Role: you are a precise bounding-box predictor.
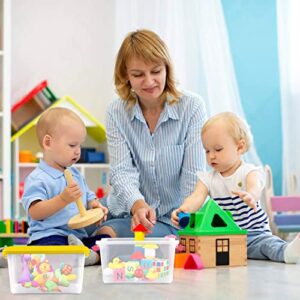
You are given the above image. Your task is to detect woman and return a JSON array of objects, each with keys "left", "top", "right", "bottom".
[{"left": 98, "top": 29, "right": 207, "bottom": 237}]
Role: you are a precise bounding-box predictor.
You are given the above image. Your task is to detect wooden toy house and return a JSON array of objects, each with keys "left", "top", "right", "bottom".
[{"left": 178, "top": 199, "right": 247, "bottom": 268}]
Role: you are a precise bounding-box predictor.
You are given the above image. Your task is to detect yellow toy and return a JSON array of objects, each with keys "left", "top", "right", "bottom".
[{"left": 64, "top": 169, "right": 104, "bottom": 229}]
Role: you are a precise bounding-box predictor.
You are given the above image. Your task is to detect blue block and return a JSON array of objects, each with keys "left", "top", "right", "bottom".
[
  {"left": 178, "top": 212, "right": 190, "bottom": 228},
  {"left": 79, "top": 148, "right": 95, "bottom": 163},
  {"left": 86, "top": 151, "right": 105, "bottom": 163}
]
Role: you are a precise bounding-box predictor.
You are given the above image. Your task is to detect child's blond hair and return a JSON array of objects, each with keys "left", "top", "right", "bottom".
[
  {"left": 36, "top": 107, "right": 85, "bottom": 148},
  {"left": 201, "top": 112, "right": 253, "bottom": 153}
]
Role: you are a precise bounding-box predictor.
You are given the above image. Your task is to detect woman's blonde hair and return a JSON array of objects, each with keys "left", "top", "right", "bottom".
[
  {"left": 201, "top": 112, "right": 253, "bottom": 153},
  {"left": 36, "top": 107, "right": 85, "bottom": 147},
  {"left": 114, "top": 29, "right": 181, "bottom": 108}
]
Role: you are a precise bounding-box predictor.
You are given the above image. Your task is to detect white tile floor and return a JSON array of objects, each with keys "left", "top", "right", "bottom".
[{"left": 0, "top": 259, "right": 299, "bottom": 299}]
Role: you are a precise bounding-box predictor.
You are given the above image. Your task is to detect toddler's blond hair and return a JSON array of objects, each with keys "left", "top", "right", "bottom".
[
  {"left": 36, "top": 107, "right": 85, "bottom": 148},
  {"left": 201, "top": 112, "right": 253, "bottom": 153}
]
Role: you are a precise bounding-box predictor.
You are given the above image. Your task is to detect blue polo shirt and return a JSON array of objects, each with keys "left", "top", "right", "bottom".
[{"left": 22, "top": 160, "right": 96, "bottom": 243}]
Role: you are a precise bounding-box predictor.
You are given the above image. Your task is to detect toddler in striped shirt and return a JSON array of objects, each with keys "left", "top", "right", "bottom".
[{"left": 172, "top": 112, "right": 300, "bottom": 263}]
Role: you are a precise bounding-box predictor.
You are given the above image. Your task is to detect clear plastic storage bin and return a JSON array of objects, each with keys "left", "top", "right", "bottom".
[
  {"left": 3, "top": 245, "right": 89, "bottom": 294},
  {"left": 97, "top": 238, "right": 178, "bottom": 284}
]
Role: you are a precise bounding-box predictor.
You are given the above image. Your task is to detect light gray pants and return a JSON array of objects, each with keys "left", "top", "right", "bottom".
[{"left": 247, "top": 231, "right": 287, "bottom": 262}]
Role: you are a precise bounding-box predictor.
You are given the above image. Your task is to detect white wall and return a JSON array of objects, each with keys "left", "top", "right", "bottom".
[{"left": 12, "top": 0, "right": 117, "bottom": 124}]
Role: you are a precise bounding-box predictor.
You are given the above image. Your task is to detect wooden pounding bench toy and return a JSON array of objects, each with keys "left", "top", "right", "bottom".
[{"left": 64, "top": 169, "right": 104, "bottom": 229}]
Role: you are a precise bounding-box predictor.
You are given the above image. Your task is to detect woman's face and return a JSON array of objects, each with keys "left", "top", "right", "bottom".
[{"left": 126, "top": 57, "right": 167, "bottom": 104}]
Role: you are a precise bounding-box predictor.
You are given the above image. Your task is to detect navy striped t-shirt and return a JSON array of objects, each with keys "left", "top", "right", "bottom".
[{"left": 198, "top": 162, "right": 270, "bottom": 233}]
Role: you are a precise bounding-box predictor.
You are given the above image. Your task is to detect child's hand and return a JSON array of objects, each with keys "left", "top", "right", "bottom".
[
  {"left": 232, "top": 190, "right": 257, "bottom": 212},
  {"left": 60, "top": 183, "right": 82, "bottom": 204},
  {"left": 171, "top": 206, "right": 189, "bottom": 227},
  {"left": 88, "top": 200, "right": 108, "bottom": 225}
]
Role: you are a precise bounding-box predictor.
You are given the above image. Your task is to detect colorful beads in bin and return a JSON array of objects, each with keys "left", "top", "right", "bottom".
[
  {"left": 97, "top": 238, "right": 178, "bottom": 284},
  {"left": 3, "top": 245, "right": 89, "bottom": 294}
]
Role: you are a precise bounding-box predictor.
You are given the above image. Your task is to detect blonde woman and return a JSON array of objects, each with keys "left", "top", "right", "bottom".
[{"left": 98, "top": 29, "right": 207, "bottom": 238}]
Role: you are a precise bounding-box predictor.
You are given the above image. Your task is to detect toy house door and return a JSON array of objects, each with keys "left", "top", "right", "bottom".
[{"left": 216, "top": 238, "right": 229, "bottom": 266}]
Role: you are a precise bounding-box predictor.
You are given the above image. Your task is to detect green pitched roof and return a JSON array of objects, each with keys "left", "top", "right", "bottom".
[{"left": 179, "top": 199, "right": 247, "bottom": 236}]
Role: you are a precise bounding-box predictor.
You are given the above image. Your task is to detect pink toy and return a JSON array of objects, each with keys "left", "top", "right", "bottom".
[{"left": 183, "top": 253, "right": 204, "bottom": 270}]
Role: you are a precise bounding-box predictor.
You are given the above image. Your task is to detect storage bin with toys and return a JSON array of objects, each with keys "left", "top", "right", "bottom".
[
  {"left": 97, "top": 237, "right": 178, "bottom": 284},
  {"left": 3, "top": 245, "right": 89, "bottom": 294}
]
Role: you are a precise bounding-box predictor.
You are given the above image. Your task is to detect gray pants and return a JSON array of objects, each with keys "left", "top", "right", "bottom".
[{"left": 247, "top": 231, "right": 287, "bottom": 262}]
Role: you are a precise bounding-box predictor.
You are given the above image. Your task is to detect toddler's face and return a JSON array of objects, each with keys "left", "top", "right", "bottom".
[
  {"left": 202, "top": 122, "right": 243, "bottom": 177},
  {"left": 46, "top": 119, "right": 86, "bottom": 170}
]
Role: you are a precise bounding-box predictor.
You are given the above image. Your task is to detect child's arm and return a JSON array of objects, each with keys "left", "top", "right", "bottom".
[
  {"left": 28, "top": 182, "right": 82, "bottom": 220},
  {"left": 88, "top": 199, "right": 109, "bottom": 223},
  {"left": 171, "top": 180, "right": 208, "bottom": 227},
  {"left": 232, "top": 170, "right": 265, "bottom": 212}
]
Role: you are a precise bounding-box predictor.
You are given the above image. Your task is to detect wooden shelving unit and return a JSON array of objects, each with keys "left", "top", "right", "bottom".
[
  {"left": 12, "top": 96, "right": 109, "bottom": 219},
  {"left": 0, "top": 0, "right": 11, "bottom": 219}
]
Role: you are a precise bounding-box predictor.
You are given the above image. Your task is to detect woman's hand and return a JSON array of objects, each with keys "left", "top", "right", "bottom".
[{"left": 131, "top": 200, "right": 156, "bottom": 234}]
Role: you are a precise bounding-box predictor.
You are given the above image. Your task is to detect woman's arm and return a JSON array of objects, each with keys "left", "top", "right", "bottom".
[
  {"left": 180, "top": 96, "right": 207, "bottom": 199},
  {"left": 106, "top": 106, "right": 145, "bottom": 215}
]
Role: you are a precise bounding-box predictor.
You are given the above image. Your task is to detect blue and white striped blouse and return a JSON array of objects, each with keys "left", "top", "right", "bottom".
[{"left": 105, "top": 91, "right": 207, "bottom": 226}]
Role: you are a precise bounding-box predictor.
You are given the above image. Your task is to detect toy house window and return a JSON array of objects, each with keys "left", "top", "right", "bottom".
[
  {"left": 216, "top": 239, "right": 229, "bottom": 253},
  {"left": 189, "top": 238, "right": 195, "bottom": 253},
  {"left": 180, "top": 237, "right": 186, "bottom": 252},
  {"left": 211, "top": 214, "right": 227, "bottom": 227}
]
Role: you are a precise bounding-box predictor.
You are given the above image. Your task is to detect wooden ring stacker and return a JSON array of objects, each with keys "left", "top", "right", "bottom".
[{"left": 64, "top": 169, "right": 104, "bottom": 229}]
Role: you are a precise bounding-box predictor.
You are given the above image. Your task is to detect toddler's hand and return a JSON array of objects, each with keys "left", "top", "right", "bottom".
[
  {"left": 60, "top": 183, "right": 82, "bottom": 204},
  {"left": 232, "top": 190, "right": 257, "bottom": 212},
  {"left": 88, "top": 200, "right": 108, "bottom": 225},
  {"left": 171, "top": 207, "right": 188, "bottom": 227}
]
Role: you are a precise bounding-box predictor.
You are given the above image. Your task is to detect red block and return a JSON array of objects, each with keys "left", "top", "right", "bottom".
[{"left": 183, "top": 254, "right": 204, "bottom": 270}]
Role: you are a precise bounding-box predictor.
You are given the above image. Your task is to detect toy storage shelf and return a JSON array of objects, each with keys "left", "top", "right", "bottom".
[
  {"left": 0, "top": 0, "right": 11, "bottom": 219},
  {"left": 0, "top": 233, "right": 28, "bottom": 238},
  {"left": 16, "top": 162, "right": 110, "bottom": 219}
]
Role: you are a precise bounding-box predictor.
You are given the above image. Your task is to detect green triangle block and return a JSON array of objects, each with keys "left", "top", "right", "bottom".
[{"left": 178, "top": 199, "right": 247, "bottom": 236}]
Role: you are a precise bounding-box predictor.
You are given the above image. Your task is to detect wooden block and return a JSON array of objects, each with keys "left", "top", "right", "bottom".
[
  {"left": 113, "top": 268, "right": 125, "bottom": 282},
  {"left": 174, "top": 253, "right": 189, "bottom": 268},
  {"left": 183, "top": 253, "right": 204, "bottom": 270}
]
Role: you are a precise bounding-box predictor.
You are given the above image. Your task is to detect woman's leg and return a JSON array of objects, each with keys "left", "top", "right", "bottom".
[{"left": 96, "top": 218, "right": 178, "bottom": 237}]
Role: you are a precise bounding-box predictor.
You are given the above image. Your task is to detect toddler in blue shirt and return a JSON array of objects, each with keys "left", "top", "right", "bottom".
[{"left": 21, "top": 107, "right": 108, "bottom": 266}]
